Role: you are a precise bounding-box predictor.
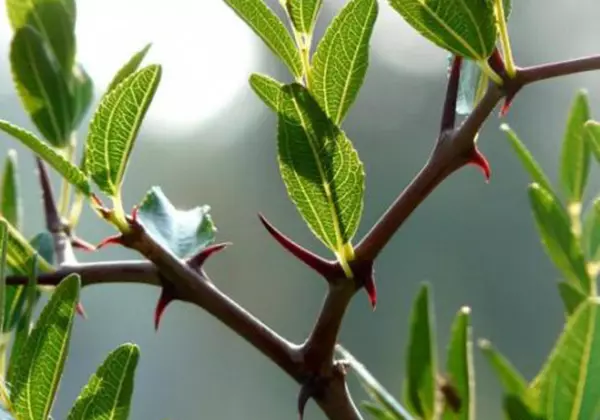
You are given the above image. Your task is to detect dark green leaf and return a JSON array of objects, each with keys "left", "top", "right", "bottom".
[
  {"left": 106, "top": 44, "right": 152, "bottom": 93},
  {"left": 85, "top": 65, "right": 162, "bottom": 196},
  {"left": 70, "top": 63, "right": 94, "bottom": 129},
  {"left": 1, "top": 150, "right": 22, "bottom": 230},
  {"left": 10, "top": 25, "right": 72, "bottom": 147},
  {"left": 557, "top": 281, "right": 587, "bottom": 316},
  {"left": 67, "top": 343, "right": 140, "bottom": 420},
  {"left": 284, "top": 0, "right": 322, "bottom": 35},
  {"left": 404, "top": 283, "right": 437, "bottom": 419},
  {"left": 224, "top": 0, "right": 303, "bottom": 78},
  {"left": 478, "top": 339, "right": 527, "bottom": 398},
  {"left": 136, "top": 186, "right": 216, "bottom": 259},
  {"left": 503, "top": 395, "right": 543, "bottom": 420},
  {"left": 583, "top": 198, "right": 600, "bottom": 265},
  {"left": 560, "top": 90, "right": 591, "bottom": 206},
  {"left": 249, "top": 73, "right": 283, "bottom": 111},
  {"left": 586, "top": 121, "right": 600, "bottom": 163},
  {"left": 311, "top": 0, "right": 377, "bottom": 125}
]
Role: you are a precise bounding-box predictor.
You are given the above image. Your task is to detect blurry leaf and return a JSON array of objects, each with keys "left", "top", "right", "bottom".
[
  {"left": 70, "top": 64, "right": 94, "bottom": 129},
  {"left": 1, "top": 150, "right": 22, "bottom": 230},
  {"left": 0, "top": 216, "right": 54, "bottom": 275},
  {"left": 223, "top": 0, "right": 303, "bottom": 78},
  {"left": 453, "top": 58, "right": 487, "bottom": 117},
  {"left": 478, "top": 339, "right": 527, "bottom": 398},
  {"left": 284, "top": 0, "right": 322, "bottom": 34},
  {"left": 10, "top": 274, "right": 80, "bottom": 420},
  {"left": 387, "top": 0, "right": 497, "bottom": 60},
  {"left": 442, "top": 307, "right": 473, "bottom": 420},
  {"left": 136, "top": 186, "right": 216, "bottom": 259},
  {"left": 67, "top": 343, "right": 140, "bottom": 420},
  {"left": 85, "top": 65, "right": 161, "bottom": 196},
  {"left": 503, "top": 395, "right": 543, "bottom": 420},
  {"left": 249, "top": 73, "right": 283, "bottom": 111},
  {"left": 0, "top": 120, "right": 91, "bottom": 195},
  {"left": 404, "top": 284, "right": 437, "bottom": 419},
  {"left": 530, "top": 298, "right": 600, "bottom": 419},
  {"left": 557, "top": 281, "right": 587, "bottom": 316},
  {"left": 362, "top": 402, "right": 397, "bottom": 420},
  {"left": 0, "top": 221, "right": 8, "bottom": 342},
  {"left": 277, "top": 83, "right": 364, "bottom": 270},
  {"left": 311, "top": 0, "right": 378, "bottom": 124},
  {"left": 336, "top": 345, "right": 414, "bottom": 420},
  {"left": 106, "top": 44, "right": 152, "bottom": 93},
  {"left": 586, "top": 121, "right": 600, "bottom": 163},
  {"left": 560, "top": 90, "right": 591, "bottom": 206},
  {"left": 528, "top": 183, "right": 591, "bottom": 296},
  {"left": 583, "top": 198, "right": 600, "bottom": 265},
  {"left": 10, "top": 25, "right": 72, "bottom": 147}
]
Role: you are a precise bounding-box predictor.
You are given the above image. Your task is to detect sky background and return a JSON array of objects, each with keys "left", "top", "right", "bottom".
[{"left": 1, "top": 0, "right": 600, "bottom": 419}]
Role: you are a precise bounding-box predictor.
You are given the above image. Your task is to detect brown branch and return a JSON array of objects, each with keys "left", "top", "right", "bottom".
[{"left": 517, "top": 54, "right": 600, "bottom": 85}]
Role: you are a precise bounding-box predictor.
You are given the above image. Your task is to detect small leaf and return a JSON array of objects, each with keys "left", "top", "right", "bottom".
[
  {"left": 530, "top": 298, "right": 600, "bottom": 419},
  {"left": 85, "top": 64, "right": 162, "bottom": 196},
  {"left": 106, "top": 44, "right": 152, "bottom": 93},
  {"left": 586, "top": 121, "right": 600, "bottom": 163},
  {"left": 503, "top": 395, "right": 543, "bottom": 420},
  {"left": 70, "top": 64, "right": 95, "bottom": 129},
  {"left": 0, "top": 120, "right": 91, "bottom": 195},
  {"left": 557, "top": 281, "right": 587, "bottom": 316},
  {"left": 249, "top": 73, "right": 283, "bottom": 111},
  {"left": 284, "top": 0, "right": 322, "bottom": 35},
  {"left": 10, "top": 274, "right": 80, "bottom": 420},
  {"left": 442, "top": 307, "right": 473, "bottom": 420},
  {"left": 362, "top": 402, "right": 397, "bottom": 420},
  {"left": 528, "top": 183, "right": 591, "bottom": 296},
  {"left": 1, "top": 150, "right": 22, "bottom": 230},
  {"left": 388, "top": 0, "right": 497, "bottom": 60},
  {"left": 311, "top": 0, "right": 377, "bottom": 124},
  {"left": 560, "top": 90, "right": 591, "bottom": 206},
  {"left": 10, "top": 25, "right": 72, "bottom": 147},
  {"left": 223, "top": 0, "right": 303, "bottom": 78},
  {"left": 583, "top": 198, "right": 600, "bottom": 265},
  {"left": 0, "top": 216, "right": 54, "bottom": 275},
  {"left": 277, "top": 83, "right": 364, "bottom": 268},
  {"left": 67, "top": 343, "right": 140, "bottom": 420},
  {"left": 478, "top": 339, "right": 527, "bottom": 398},
  {"left": 404, "top": 284, "right": 437, "bottom": 419},
  {"left": 452, "top": 57, "right": 487, "bottom": 117},
  {"left": 136, "top": 186, "right": 217, "bottom": 259}
]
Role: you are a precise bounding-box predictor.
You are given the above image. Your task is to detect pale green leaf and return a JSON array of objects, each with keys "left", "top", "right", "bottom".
[
  {"left": 0, "top": 120, "right": 91, "bottom": 195},
  {"left": 311, "top": 0, "right": 377, "bottom": 125},
  {"left": 583, "top": 198, "right": 600, "bottom": 264},
  {"left": 478, "top": 339, "right": 527, "bottom": 398},
  {"left": 387, "top": 0, "right": 497, "bottom": 60},
  {"left": 1, "top": 150, "right": 22, "bottom": 230},
  {"left": 67, "top": 343, "right": 140, "bottom": 420},
  {"left": 362, "top": 402, "right": 398, "bottom": 420},
  {"left": 106, "top": 44, "right": 152, "bottom": 93},
  {"left": 224, "top": 0, "right": 303, "bottom": 78},
  {"left": 277, "top": 83, "right": 364, "bottom": 263},
  {"left": 586, "top": 121, "right": 600, "bottom": 163},
  {"left": 284, "top": 0, "right": 322, "bottom": 35},
  {"left": 249, "top": 73, "right": 283, "bottom": 111},
  {"left": 10, "top": 274, "right": 80, "bottom": 420},
  {"left": 0, "top": 221, "right": 8, "bottom": 342},
  {"left": 0, "top": 216, "right": 54, "bottom": 275},
  {"left": 70, "top": 63, "right": 94, "bottom": 129},
  {"left": 85, "top": 65, "right": 162, "bottom": 196}
]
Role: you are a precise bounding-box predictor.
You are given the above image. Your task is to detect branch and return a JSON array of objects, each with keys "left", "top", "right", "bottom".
[{"left": 517, "top": 54, "right": 600, "bottom": 85}]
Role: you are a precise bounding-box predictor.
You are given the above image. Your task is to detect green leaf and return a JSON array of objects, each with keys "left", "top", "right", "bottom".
[
  {"left": 528, "top": 183, "right": 591, "bottom": 295},
  {"left": 560, "top": 90, "right": 591, "bottom": 206},
  {"left": 311, "top": 0, "right": 377, "bottom": 125},
  {"left": 10, "top": 25, "right": 72, "bottom": 147},
  {"left": 85, "top": 65, "right": 161, "bottom": 197},
  {"left": 67, "top": 343, "right": 140, "bottom": 420},
  {"left": 136, "top": 186, "right": 217, "bottom": 259},
  {"left": 0, "top": 216, "right": 54, "bottom": 275},
  {"left": 404, "top": 284, "right": 437, "bottom": 419},
  {"left": 503, "top": 395, "right": 543, "bottom": 420},
  {"left": 1, "top": 150, "right": 22, "bottom": 230},
  {"left": 478, "top": 339, "right": 527, "bottom": 398},
  {"left": 10, "top": 274, "right": 80, "bottom": 420},
  {"left": 0, "top": 120, "right": 91, "bottom": 195},
  {"left": 70, "top": 63, "right": 94, "bottom": 129},
  {"left": 387, "top": 0, "right": 497, "bottom": 60},
  {"left": 0, "top": 221, "right": 8, "bottom": 343},
  {"left": 284, "top": 0, "right": 322, "bottom": 35},
  {"left": 223, "top": 0, "right": 303, "bottom": 78},
  {"left": 586, "top": 121, "right": 600, "bottom": 163},
  {"left": 336, "top": 345, "right": 414, "bottom": 420},
  {"left": 362, "top": 402, "right": 398, "bottom": 420},
  {"left": 249, "top": 73, "right": 283, "bottom": 111},
  {"left": 557, "top": 281, "right": 587, "bottom": 316},
  {"left": 501, "top": 124, "right": 554, "bottom": 196},
  {"left": 530, "top": 298, "right": 600, "bottom": 419},
  {"left": 106, "top": 44, "right": 152, "bottom": 93},
  {"left": 277, "top": 83, "right": 364, "bottom": 267},
  {"left": 442, "top": 307, "right": 473, "bottom": 420},
  {"left": 583, "top": 198, "right": 600, "bottom": 265}
]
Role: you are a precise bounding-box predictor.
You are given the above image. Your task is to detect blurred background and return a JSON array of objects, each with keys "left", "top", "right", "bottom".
[{"left": 0, "top": 0, "right": 599, "bottom": 419}]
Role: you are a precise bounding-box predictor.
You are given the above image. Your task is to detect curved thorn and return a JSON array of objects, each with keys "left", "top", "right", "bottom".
[
  {"left": 363, "top": 272, "right": 377, "bottom": 310},
  {"left": 75, "top": 302, "right": 87, "bottom": 319},
  {"left": 258, "top": 213, "right": 336, "bottom": 278},
  {"left": 96, "top": 234, "right": 124, "bottom": 250},
  {"left": 500, "top": 87, "right": 521, "bottom": 117},
  {"left": 71, "top": 236, "right": 97, "bottom": 252},
  {"left": 155, "top": 287, "right": 175, "bottom": 331},
  {"left": 468, "top": 147, "right": 491, "bottom": 183},
  {"left": 297, "top": 382, "right": 313, "bottom": 420},
  {"left": 188, "top": 242, "right": 231, "bottom": 270}
]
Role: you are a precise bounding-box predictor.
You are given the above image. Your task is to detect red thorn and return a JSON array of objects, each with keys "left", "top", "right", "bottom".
[
  {"left": 468, "top": 147, "right": 491, "bottom": 183},
  {"left": 154, "top": 287, "right": 175, "bottom": 331},
  {"left": 96, "top": 234, "right": 124, "bottom": 249},
  {"left": 363, "top": 274, "right": 377, "bottom": 310},
  {"left": 130, "top": 205, "right": 139, "bottom": 223},
  {"left": 258, "top": 213, "right": 336, "bottom": 278},
  {"left": 71, "top": 236, "right": 97, "bottom": 252},
  {"left": 500, "top": 87, "right": 521, "bottom": 117},
  {"left": 75, "top": 302, "right": 87, "bottom": 319},
  {"left": 188, "top": 242, "right": 230, "bottom": 270},
  {"left": 297, "top": 383, "right": 312, "bottom": 420}
]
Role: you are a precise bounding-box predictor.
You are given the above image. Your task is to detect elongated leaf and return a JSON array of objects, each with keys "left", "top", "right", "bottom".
[
  {"left": 70, "top": 63, "right": 94, "bottom": 129},
  {"left": 311, "top": 0, "right": 377, "bottom": 125},
  {"left": 224, "top": 0, "right": 303, "bottom": 78},
  {"left": 501, "top": 124, "right": 554, "bottom": 196},
  {"left": 1, "top": 150, "right": 22, "bottom": 230},
  {"left": 0, "top": 120, "right": 90, "bottom": 195},
  {"left": 67, "top": 343, "right": 140, "bottom": 420},
  {"left": 10, "top": 274, "right": 80, "bottom": 420},
  {"left": 0, "top": 216, "right": 54, "bottom": 275},
  {"left": 560, "top": 91, "right": 591, "bottom": 206},
  {"left": 528, "top": 183, "right": 591, "bottom": 295},
  {"left": 388, "top": 0, "right": 497, "bottom": 60},
  {"left": 277, "top": 83, "right": 364, "bottom": 265},
  {"left": 336, "top": 345, "right": 414, "bottom": 420},
  {"left": 107, "top": 44, "right": 152, "bottom": 93},
  {"left": 531, "top": 298, "right": 600, "bottom": 419},
  {"left": 404, "top": 284, "right": 437, "bottom": 419},
  {"left": 85, "top": 65, "right": 161, "bottom": 196},
  {"left": 10, "top": 25, "right": 72, "bottom": 147},
  {"left": 284, "top": 0, "right": 322, "bottom": 35},
  {"left": 583, "top": 198, "right": 600, "bottom": 265},
  {"left": 442, "top": 307, "right": 473, "bottom": 420},
  {"left": 478, "top": 339, "right": 527, "bottom": 398},
  {"left": 249, "top": 73, "right": 283, "bottom": 111},
  {"left": 362, "top": 402, "right": 398, "bottom": 420},
  {"left": 586, "top": 121, "right": 600, "bottom": 163},
  {"left": 6, "top": 0, "right": 76, "bottom": 28},
  {"left": 0, "top": 221, "right": 8, "bottom": 343},
  {"left": 504, "top": 395, "right": 543, "bottom": 420},
  {"left": 558, "top": 281, "right": 587, "bottom": 316}
]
